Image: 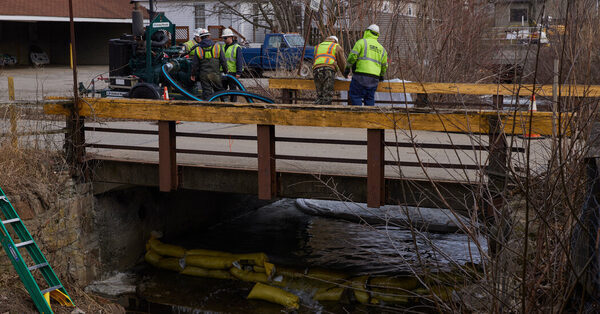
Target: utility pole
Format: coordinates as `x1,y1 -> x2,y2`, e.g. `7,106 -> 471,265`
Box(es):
67,0 -> 85,174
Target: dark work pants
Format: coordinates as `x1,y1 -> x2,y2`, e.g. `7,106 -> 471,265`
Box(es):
199,72 -> 223,100
223,76 -> 239,102
348,74 -> 379,106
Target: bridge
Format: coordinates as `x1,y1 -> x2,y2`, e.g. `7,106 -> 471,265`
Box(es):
41,79 -> 573,212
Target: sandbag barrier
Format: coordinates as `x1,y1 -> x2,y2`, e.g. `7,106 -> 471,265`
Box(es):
145,237 -> 465,309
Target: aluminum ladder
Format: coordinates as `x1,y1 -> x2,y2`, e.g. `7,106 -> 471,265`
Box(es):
0,188 -> 74,313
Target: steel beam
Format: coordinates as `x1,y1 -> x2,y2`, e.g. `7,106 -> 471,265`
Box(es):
367,129 -> 385,207
257,124 -> 276,199
158,121 -> 177,192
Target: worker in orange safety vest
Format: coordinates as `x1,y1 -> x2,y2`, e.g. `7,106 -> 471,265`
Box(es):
312,35 -> 347,105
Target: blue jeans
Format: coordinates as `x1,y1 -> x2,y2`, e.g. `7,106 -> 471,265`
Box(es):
349,75 -> 378,106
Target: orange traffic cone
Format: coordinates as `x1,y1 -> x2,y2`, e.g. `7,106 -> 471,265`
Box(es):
163,86 -> 169,100
528,94 -> 537,112
521,94 -> 543,139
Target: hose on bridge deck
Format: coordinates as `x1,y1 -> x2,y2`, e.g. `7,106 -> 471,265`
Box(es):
161,64 -> 274,104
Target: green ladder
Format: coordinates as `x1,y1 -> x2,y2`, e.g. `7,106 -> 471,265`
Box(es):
0,187 -> 74,313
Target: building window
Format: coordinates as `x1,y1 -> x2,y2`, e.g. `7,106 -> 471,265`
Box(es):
510,8 -> 528,23
407,4 -> 413,16
195,4 -> 206,28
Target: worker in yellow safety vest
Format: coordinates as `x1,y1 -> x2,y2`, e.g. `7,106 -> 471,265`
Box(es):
343,24 -> 388,106
183,28 -> 202,57
312,35 -> 347,105
190,28 -> 228,99
221,28 -> 244,102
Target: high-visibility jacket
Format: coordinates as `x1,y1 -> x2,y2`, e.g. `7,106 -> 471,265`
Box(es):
183,39 -> 198,56
313,41 -> 339,68
195,43 -> 221,60
223,43 -> 241,73
195,43 -> 222,74
347,30 -> 388,78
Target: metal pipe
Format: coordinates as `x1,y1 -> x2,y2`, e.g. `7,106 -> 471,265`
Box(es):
149,0 -> 155,20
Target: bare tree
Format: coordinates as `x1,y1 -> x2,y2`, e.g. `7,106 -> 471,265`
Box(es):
210,0 -> 305,33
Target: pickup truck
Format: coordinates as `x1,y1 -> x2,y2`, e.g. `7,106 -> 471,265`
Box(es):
241,33 -> 314,77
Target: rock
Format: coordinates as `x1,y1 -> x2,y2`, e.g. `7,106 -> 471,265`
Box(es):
71,308 -> 85,314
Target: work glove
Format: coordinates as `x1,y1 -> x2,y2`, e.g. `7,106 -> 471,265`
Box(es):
379,76 -> 384,82
342,67 -> 350,78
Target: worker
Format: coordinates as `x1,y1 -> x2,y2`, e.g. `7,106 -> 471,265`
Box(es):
190,28 -> 228,100
343,24 -> 388,106
312,35 -> 347,105
221,28 -> 244,102
183,28 -> 202,57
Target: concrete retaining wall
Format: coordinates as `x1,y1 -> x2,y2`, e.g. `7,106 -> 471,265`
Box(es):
0,182 -> 269,285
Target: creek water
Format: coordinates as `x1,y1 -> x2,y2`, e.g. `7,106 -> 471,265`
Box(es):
123,199 -> 486,313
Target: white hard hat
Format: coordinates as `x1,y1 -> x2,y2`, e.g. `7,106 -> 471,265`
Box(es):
222,28 -> 235,37
326,35 -> 338,43
198,28 -> 210,37
367,24 -> 380,34
193,28 -> 203,37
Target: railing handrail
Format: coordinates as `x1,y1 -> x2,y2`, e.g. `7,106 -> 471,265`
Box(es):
269,78 -> 600,98
44,98 -> 563,136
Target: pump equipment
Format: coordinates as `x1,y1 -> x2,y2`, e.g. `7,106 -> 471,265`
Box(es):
96,9 -> 272,103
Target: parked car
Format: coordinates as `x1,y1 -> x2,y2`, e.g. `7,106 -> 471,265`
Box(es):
241,33 -> 314,77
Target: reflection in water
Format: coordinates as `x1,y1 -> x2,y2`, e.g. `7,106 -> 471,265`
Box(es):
304,218 -> 485,275
180,198 -> 485,276
133,198 -> 486,312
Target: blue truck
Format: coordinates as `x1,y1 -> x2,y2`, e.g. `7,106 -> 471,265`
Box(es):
240,33 -> 314,77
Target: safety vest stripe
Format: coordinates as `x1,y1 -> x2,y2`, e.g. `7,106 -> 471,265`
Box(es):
314,42 -> 336,66
357,57 -> 382,65
357,38 -> 382,65
315,56 -> 334,61
326,42 -> 335,54
350,49 -> 359,55
196,44 -> 221,59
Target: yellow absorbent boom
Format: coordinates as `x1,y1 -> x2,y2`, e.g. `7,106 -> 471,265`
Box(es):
185,255 -> 238,269
181,266 -> 235,280
148,238 -> 185,258
247,282 -> 300,309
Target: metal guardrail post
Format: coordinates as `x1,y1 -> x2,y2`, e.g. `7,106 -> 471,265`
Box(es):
159,121 -> 178,192
281,89 -> 292,104
415,93 -> 429,108
367,129 -> 385,207
257,124 -> 276,199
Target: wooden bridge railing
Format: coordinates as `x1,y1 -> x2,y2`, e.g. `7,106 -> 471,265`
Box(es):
269,78 -> 600,107
44,98 -> 564,208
